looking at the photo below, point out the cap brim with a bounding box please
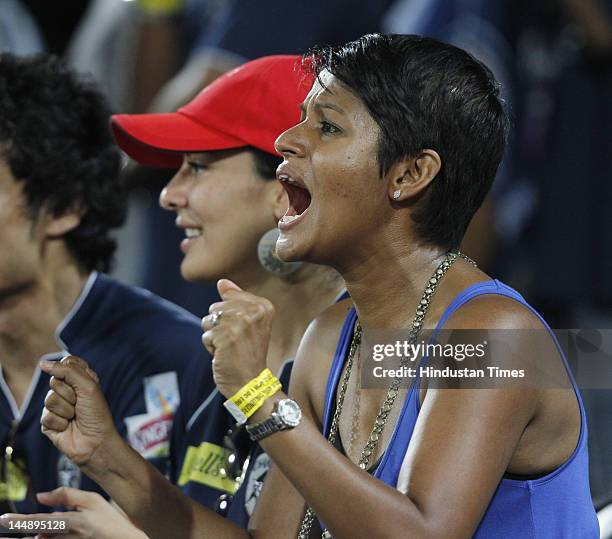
[111,112,246,168]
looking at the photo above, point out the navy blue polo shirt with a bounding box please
[170,359,293,522]
[0,272,212,514]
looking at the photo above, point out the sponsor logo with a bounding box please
[125,413,173,458]
[244,452,271,516]
[125,371,180,459]
[57,454,81,489]
[144,372,180,415]
[178,442,238,494]
[0,459,28,501]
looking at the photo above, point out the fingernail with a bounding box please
[39,360,54,370]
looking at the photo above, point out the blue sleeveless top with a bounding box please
[323,280,599,538]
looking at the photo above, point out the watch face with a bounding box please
[277,399,302,427]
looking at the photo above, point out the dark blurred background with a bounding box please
[2,0,611,515]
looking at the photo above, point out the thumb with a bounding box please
[217,278,243,299]
[40,358,98,395]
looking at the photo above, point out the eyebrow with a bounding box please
[314,102,345,115]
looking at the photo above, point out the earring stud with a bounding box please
[393,190,401,200]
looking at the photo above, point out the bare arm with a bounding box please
[130,15,183,113]
[204,284,540,538]
[38,357,249,539]
[41,286,542,538]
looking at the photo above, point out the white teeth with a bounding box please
[279,215,299,224]
[185,228,202,238]
[278,174,303,188]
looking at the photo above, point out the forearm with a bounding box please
[252,394,432,539]
[130,16,183,113]
[83,435,249,539]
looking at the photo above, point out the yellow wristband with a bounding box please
[224,369,282,424]
[136,0,184,17]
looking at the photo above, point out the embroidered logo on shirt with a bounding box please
[144,371,180,415]
[125,371,180,459]
[178,442,238,494]
[125,412,174,458]
[245,452,271,516]
[57,454,81,489]
[0,459,28,501]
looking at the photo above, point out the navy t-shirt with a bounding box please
[171,359,293,524]
[0,272,211,514]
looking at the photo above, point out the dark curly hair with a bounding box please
[308,34,509,251]
[0,53,126,273]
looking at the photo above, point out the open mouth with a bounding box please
[184,227,202,238]
[179,224,203,254]
[278,174,312,224]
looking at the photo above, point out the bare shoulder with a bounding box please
[443,292,546,330]
[288,298,354,426]
[433,291,559,414]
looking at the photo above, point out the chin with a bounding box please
[276,234,305,263]
[277,231,326,266]
[179,259,212,283]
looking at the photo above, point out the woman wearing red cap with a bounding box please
[3,56,345,538]
[14,36,597,539]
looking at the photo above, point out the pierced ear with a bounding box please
[270,181,289,221]
[43,207,84,238]
[387,149,441,202]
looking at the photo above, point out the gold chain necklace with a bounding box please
[346,339,362,457]
[297,252,476,539]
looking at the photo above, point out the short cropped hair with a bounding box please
[309,34,509,250]
[0,53,126,272]
[250,147,282,180]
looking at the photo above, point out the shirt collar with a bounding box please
[54,271,99,352]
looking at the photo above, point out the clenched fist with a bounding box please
[202,279,275,398]
[40,356,119,472]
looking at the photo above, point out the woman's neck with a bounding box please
[240,266,345,374]
[339,243,483,330]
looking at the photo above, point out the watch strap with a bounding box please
[246,412,285,441]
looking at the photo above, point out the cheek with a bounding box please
[313,145,380,208]
[0,229,39,286]
[188,185,223,223]
[183,186,272,275]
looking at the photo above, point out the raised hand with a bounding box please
[202,279,275,398]
[40,356,119,470]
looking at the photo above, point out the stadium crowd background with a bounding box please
[1,0,611,528]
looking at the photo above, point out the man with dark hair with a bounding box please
[0,52,207,514]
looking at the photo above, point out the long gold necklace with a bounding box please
[297,252,475,539]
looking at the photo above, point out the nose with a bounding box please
[275,123,307,158]
[159,169,188,211]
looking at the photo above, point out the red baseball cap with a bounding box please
[111,55,313,168]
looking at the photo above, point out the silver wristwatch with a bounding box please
[246,398,302,441]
